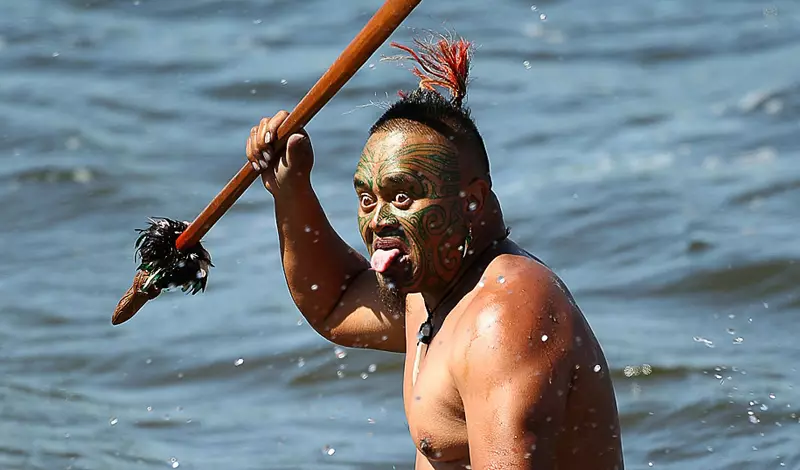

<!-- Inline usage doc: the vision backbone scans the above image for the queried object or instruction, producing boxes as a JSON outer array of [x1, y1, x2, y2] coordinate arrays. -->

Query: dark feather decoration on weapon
[[134, 218, 213, 294]]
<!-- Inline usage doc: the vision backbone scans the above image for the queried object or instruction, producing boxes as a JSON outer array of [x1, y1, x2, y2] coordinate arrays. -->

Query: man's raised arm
[[246, 112, 405, 353]]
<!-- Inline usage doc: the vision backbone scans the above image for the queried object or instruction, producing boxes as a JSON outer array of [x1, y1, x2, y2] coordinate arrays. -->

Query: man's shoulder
[[469, 252, 573, 318], [449, 253, 577, 378]]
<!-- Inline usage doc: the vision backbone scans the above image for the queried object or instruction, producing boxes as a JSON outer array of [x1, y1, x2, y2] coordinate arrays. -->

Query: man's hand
[[246, 110, 314, 195]]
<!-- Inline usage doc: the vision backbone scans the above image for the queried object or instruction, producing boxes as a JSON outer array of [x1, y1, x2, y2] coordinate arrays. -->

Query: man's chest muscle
[[402, 331, 469, 463]]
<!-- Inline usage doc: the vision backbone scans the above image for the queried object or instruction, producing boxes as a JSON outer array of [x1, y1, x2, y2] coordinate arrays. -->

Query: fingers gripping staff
[[112, 0, 424, 325]]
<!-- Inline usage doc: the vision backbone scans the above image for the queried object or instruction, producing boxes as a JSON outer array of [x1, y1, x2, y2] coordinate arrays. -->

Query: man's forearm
[[273, 182, 369, 326]]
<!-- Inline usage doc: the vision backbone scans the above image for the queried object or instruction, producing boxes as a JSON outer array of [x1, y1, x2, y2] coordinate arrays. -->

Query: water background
[[1, 0, 799, 469]]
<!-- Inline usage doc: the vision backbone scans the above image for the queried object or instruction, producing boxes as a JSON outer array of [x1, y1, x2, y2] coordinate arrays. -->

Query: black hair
[[368, 35, 491, 182]]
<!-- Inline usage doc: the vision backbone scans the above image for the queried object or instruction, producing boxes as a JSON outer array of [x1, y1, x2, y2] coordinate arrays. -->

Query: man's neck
[[420, 192, 507, 314]]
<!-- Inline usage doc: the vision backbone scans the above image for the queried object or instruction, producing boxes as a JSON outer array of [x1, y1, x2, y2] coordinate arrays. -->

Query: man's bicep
[[457, 303, 572, 468], [462, 361, 569, 469], [314, 269, 406, 353]]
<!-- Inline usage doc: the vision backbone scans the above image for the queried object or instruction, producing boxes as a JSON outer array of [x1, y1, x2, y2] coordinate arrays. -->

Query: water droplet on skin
[[336, 370, 344, 378], [304, 225, 311, 232], [459, 190, 467, 197], [361, 373, 369, 379], [297, 357, 305, 368], [367, 418, 376, 424], [769, 393, 776, 399], [497, 275, 506, 284], [280, 79, 288, 85], [368, 63, 375, 69], [147, 406, 153, 412], [110, 417, 118, 426], [323, 445, 336, 456], [145, 358, 152, 365], [539, 13, 547, 21], [170, 457, 180, 468], [541, 334, 548, 342], [727, 328, 736, 335], [334, 347, 347, 359], [749, 415, 760, 424], [594, 364, 602, 373], [253, 19, 262, 25], [760, 404, 768, 411], [531, 5, 537, 11], [311, 284, 318, 291], [468, 201, 478, 211], [523, 60, 532, 70], [234, 358, 244, 366], [368, 364, 377, 373], [733, 337, 744, 344]]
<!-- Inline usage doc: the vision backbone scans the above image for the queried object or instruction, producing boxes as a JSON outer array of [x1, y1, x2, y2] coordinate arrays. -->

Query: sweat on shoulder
[[245, 33, 625, 470]]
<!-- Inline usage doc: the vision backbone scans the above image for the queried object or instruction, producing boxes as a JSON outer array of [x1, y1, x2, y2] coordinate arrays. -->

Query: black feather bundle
[[134, 218, 213, 294]]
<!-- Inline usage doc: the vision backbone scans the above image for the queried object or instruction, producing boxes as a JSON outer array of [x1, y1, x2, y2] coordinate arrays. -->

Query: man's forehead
[[358, 129, 459, 171]]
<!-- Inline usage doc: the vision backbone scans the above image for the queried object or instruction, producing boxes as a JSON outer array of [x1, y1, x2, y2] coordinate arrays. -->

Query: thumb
[[284, 132, 313, 166]]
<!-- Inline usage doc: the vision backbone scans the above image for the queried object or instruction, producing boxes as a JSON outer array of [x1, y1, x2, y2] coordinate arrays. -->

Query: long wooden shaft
[[175, 0, 422, 251]]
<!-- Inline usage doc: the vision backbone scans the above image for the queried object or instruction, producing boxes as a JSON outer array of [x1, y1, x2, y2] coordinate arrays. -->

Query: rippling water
[[1, 0, 799, 469]]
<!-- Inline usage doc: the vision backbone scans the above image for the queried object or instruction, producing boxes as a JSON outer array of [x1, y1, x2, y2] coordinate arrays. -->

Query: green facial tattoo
[[355, 134, 470, 293]]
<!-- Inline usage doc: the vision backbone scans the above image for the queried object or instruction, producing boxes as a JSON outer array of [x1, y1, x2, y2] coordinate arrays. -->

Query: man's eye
[[394, 193, 410, 205], [360, 194, 375, 207]]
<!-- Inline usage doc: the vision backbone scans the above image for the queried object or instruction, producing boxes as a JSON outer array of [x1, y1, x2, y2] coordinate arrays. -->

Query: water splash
[[693, 336, 715, 348]]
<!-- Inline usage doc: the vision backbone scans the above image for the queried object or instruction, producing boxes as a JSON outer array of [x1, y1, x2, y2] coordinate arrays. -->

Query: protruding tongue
[[370, 248, 401, 273]]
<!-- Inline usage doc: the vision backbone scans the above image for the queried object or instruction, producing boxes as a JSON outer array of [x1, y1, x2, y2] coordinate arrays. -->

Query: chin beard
[[377, 274, 406, 317]]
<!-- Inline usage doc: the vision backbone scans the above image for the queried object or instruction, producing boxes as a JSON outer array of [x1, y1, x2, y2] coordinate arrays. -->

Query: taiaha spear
[[112, 0, 423, 325]]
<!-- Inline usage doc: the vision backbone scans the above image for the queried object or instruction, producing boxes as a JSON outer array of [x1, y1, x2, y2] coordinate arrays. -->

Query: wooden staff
[[176, 0, 422, 250], [113, 0, 423, 325]]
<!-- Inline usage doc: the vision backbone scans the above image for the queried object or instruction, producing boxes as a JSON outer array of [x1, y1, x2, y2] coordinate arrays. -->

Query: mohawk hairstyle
[[370, 33, 491, 182]]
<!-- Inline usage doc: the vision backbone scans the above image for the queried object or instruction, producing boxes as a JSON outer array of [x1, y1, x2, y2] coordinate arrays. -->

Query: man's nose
[[370, 202, 399, 233]]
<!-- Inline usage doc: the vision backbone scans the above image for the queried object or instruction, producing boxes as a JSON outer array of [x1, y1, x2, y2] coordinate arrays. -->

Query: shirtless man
[[245, 36, 624, 469]]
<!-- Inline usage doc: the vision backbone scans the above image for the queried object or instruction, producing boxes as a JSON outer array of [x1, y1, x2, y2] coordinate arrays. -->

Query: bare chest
[[402, 309, 469, 465]]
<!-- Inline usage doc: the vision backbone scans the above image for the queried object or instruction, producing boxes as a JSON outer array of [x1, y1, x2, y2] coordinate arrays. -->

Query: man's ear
[[462, 178, 490, 219]]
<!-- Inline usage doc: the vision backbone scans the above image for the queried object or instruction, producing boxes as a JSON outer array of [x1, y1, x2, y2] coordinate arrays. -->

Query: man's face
[[354, 127, 470, 295]]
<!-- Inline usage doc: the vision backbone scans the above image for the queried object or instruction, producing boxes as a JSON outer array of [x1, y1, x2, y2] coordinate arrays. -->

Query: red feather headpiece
[[389, 34, 474, 108]]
